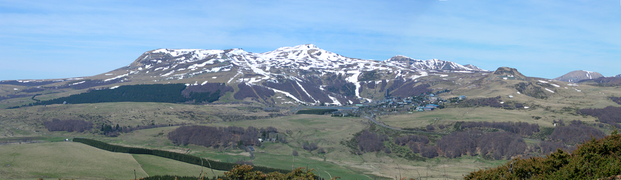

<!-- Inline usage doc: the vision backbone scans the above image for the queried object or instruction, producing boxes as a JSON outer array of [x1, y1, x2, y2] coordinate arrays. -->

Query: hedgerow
[[73, 138, 289, 174]]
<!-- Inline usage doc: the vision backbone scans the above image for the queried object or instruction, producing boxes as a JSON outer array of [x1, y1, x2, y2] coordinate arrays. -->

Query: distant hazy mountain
[[554, 70, 603, 82]]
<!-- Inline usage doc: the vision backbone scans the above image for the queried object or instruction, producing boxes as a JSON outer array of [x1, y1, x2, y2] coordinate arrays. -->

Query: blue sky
[[1, 0, 620, 80]]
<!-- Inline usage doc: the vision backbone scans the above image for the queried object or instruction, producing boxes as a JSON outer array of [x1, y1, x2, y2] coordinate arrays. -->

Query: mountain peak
[[490, 67, 527, 80], [296, 44, 319, 49], [554, 70, 603, 82], [387, 56, 485, 72], [274, 44, 320, 51]]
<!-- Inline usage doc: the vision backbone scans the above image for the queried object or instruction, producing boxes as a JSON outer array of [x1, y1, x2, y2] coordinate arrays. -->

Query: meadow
[[0, 141, 228, 180], [378, 106, 598, 130], [0, 142, 148, 180], [90, 114, 514, 179], [1, 81, 619, 179]]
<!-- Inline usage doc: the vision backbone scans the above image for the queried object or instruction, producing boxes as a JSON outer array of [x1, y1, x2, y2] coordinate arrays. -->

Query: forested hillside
[[31, 84, 229, 106], [465, 132, 621, 179]]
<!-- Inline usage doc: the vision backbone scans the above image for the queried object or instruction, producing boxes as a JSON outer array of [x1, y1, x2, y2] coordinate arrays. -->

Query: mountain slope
[[554, 70, 603, 82]]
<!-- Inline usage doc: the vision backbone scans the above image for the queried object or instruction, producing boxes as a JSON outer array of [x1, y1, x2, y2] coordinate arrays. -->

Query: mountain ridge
[[554, 70, 603, 82], [2, 44, 532, 106]]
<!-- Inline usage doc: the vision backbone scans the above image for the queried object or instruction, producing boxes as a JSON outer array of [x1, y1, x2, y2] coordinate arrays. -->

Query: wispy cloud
[[0, 0, 619, 80]]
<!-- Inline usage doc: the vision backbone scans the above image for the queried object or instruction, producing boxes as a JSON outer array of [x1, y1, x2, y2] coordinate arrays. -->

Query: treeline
[[354, 121, 605, 160], [580, 76, 621, 86], [168, 126, 284, 148], [43, 119, 93, 132], [548, 121, 606, 145], [73, 138, 290, 174], [435, 130, 527, 159], [609, 96, 621, 105], [142, 175, 221, 180], [537, 141, 573, 155], [32, 84, 228, 106], [296, 109, 338, 115], [465, 133, 621, 180], [142, 165, 325, 180], [460, 121, 540, 136], [100, 123, 185, 137], [393, 135, 435, 158], [182, 83, 233, 103], [302, 142, 319, 152], [356, 129, 388, 153], [355, 128, 526, 160], [234, 83, 275, 101], [323, 74, 357, 98], [579, 106, 621, 127], [456, 96, 503, 108], [358, 70, 380, 81], [531, 121, 605, 155], [455, 96, 526, 110]]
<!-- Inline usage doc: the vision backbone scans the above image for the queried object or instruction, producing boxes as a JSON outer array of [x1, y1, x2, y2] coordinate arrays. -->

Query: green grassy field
[[0, 141, 227, 180], [1, 79, 619, 179], [132, 154, 226, 178], [379, 106, 599, 129], [0, 142, 148, 180], [90, 114, 513, 179], [0, 101, 279, 139]]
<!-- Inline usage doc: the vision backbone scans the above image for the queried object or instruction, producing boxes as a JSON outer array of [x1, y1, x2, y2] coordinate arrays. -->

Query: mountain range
[[1, 44, 618, 106], [2, 44, 492, 105]]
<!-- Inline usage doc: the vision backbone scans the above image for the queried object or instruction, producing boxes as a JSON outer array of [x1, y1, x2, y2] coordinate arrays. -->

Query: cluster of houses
[[415, 104, 439, 111]]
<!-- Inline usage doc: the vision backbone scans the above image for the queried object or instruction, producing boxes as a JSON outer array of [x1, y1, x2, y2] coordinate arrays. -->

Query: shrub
[[548, 122, 605, 145], [74, 138, 289, 174], [579, 106, 621, 124], [43, 119, 92, 132], [356, 130, 387, 153], [168, 125, 263, 148], [465, 133, 621, 180]]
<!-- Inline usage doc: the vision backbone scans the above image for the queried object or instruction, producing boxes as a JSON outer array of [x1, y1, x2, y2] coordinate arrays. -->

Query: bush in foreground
[[465, 132, 621, 179]]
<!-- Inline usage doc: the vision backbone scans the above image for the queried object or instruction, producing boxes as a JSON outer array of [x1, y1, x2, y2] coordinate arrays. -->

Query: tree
[[318, 148, 326, 154], [292, 150, 298, 156], [224, 165, 324, 180]]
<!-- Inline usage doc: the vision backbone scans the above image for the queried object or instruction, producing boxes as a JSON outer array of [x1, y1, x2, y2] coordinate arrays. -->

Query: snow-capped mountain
[[93, 44, 488, 105], [122, 44, 485, 82], [386, 55, 484, 71]]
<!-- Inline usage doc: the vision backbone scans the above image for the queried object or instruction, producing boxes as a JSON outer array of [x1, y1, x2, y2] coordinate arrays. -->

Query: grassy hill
[[0, 141, 224, 180], [0, 142, 148, 179]]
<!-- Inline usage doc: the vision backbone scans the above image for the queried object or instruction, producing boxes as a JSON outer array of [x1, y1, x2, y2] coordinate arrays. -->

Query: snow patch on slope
[[346, 70, 362, 99]]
